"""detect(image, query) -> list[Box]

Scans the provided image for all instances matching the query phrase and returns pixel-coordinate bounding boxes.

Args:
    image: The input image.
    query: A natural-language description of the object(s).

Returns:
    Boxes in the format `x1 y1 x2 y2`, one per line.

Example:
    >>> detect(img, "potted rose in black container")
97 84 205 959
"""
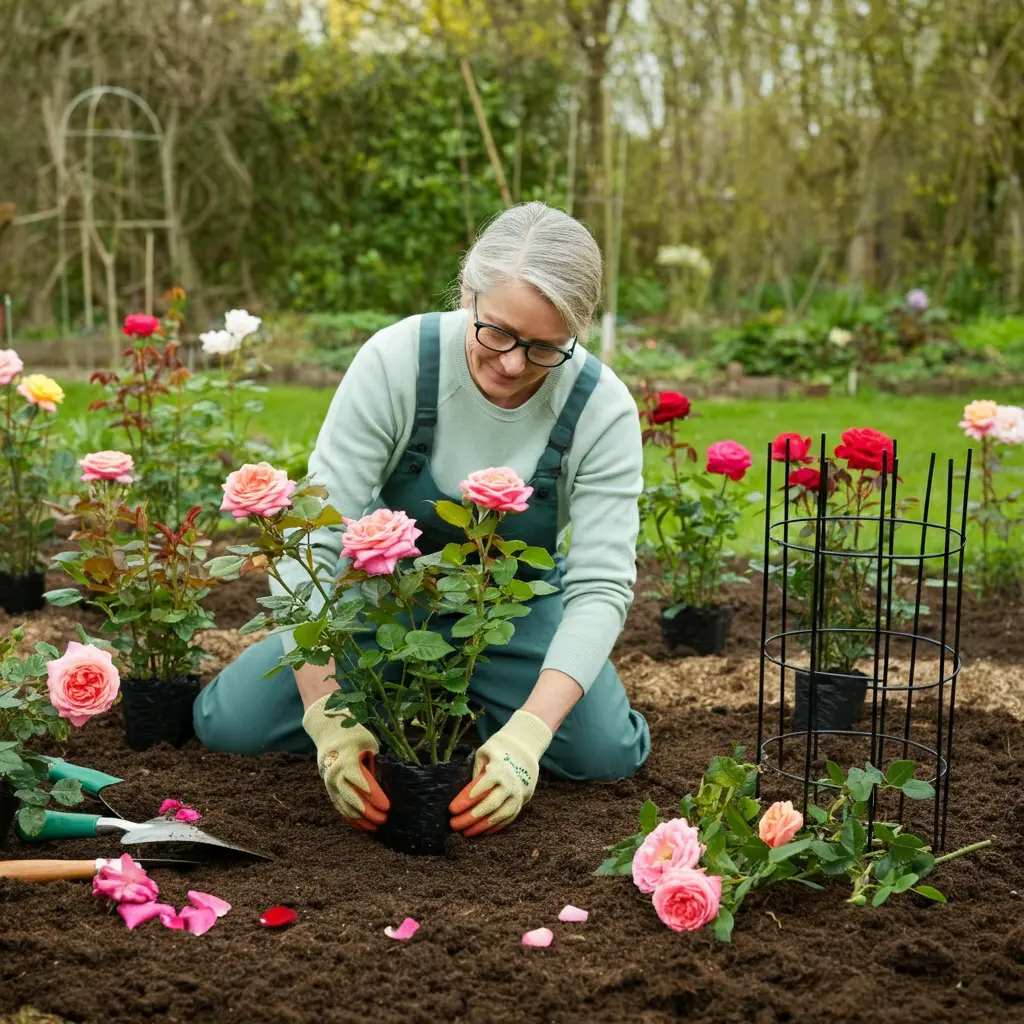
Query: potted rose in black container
639 392 753 655
46 452 217 751
211 463 555 856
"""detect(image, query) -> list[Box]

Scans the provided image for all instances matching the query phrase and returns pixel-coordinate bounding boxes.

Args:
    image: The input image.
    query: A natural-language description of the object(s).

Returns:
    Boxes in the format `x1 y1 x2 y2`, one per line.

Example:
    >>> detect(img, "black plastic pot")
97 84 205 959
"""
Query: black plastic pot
121 675 202 751
0 570 46 614
0 780 16 849
375 748 474 856
660 605 734 656
793 668 869 732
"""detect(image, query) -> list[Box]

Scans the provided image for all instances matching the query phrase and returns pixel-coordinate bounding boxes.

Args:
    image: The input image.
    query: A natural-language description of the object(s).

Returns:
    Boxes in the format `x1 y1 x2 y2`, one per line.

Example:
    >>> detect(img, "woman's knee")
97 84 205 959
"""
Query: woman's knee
544 710 651 782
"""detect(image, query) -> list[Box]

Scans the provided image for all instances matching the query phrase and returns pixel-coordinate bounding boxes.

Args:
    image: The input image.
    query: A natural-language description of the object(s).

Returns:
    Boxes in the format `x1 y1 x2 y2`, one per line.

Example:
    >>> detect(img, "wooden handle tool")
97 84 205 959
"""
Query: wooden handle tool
0 857 201 882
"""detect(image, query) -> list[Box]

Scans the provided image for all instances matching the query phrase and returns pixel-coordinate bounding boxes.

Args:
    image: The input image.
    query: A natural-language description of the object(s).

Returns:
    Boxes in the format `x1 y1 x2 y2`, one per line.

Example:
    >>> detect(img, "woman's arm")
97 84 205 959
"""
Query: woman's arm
521 668 584 732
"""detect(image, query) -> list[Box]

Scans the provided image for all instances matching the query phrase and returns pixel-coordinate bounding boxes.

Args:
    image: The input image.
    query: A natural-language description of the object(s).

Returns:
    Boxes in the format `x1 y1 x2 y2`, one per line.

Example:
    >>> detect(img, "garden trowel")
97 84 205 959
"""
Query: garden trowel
42 757 137 817
15 810 272 860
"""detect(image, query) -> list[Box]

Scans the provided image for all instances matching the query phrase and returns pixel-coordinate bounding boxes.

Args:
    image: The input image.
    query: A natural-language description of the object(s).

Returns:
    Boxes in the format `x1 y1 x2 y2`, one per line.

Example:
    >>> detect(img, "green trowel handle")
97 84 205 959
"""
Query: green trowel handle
17 810 103 843
45 758 123 796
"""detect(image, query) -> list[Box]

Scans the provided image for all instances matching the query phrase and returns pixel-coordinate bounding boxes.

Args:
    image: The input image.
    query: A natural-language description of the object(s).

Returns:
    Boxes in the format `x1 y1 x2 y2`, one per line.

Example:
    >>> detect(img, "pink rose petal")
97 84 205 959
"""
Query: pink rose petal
158 906 186 931
558 905 589 923
118 902 176 930
158 799 183 815
180 906 219 936
188 891 231 918
522 927 554 948
175 808 202 823
384 917 419 940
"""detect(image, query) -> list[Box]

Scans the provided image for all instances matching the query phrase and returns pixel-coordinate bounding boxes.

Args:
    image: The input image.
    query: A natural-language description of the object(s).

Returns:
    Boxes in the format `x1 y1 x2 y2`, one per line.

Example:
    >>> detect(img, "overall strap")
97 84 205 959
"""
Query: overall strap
412 312 442 443
533 352 603 487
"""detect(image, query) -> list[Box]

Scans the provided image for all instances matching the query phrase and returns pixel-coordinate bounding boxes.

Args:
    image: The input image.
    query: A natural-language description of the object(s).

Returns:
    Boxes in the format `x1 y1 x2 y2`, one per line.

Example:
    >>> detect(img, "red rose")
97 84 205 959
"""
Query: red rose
771 432 814 464
788 467 821 490
123 313 161 338
706 440 753 482
649 391 691 425
834 428 895 472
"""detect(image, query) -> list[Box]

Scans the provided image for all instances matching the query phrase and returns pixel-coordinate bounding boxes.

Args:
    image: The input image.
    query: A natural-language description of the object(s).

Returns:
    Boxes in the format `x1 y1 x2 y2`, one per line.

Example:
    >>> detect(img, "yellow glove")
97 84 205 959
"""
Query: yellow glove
449 710 552 837
302 695 390 831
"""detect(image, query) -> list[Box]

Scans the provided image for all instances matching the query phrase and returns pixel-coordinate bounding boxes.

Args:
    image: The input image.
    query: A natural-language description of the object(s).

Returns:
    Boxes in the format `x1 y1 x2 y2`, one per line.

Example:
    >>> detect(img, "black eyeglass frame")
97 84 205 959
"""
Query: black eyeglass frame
471 294 577 367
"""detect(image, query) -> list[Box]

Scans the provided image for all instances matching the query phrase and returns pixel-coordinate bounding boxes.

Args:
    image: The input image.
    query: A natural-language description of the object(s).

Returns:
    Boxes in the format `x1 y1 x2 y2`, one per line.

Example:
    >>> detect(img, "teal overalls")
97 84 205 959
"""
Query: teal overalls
193 314 650 781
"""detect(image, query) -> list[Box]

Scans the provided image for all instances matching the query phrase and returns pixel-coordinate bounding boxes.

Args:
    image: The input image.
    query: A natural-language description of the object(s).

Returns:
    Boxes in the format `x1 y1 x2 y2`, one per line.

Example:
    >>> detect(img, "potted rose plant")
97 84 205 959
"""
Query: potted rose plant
639 391 752 655
770 428 919 731
209 463 555 855
45 451 217 750
0 350 73 613
0 625 119 846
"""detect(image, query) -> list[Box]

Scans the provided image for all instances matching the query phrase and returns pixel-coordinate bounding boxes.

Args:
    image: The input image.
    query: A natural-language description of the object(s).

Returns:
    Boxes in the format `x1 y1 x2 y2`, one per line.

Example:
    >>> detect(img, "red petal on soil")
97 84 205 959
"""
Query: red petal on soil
259 906 297 928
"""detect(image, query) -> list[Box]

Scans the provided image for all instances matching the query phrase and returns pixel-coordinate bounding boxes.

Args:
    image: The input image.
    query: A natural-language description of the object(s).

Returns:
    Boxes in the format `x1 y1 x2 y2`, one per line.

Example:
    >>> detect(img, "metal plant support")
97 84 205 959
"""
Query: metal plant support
756 436 971 851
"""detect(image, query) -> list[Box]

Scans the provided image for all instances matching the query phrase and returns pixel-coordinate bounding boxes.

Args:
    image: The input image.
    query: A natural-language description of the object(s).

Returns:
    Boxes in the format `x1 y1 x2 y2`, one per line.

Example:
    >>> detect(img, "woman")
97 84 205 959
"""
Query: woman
194 201 650 837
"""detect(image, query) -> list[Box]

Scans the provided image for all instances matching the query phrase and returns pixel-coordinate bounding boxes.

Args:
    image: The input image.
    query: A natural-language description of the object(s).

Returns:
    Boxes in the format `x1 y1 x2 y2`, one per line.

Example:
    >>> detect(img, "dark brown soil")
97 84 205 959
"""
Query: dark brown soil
1 695 1023 1023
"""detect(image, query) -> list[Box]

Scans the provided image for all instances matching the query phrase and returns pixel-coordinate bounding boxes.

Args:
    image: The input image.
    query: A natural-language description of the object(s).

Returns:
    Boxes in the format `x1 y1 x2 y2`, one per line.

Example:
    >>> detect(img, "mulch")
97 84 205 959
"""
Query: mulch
1 563 1023 1022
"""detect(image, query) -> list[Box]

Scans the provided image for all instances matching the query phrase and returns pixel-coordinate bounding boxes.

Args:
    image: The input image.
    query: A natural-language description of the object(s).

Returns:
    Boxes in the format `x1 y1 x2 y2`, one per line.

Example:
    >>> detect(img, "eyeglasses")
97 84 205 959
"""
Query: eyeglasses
472 295 576 368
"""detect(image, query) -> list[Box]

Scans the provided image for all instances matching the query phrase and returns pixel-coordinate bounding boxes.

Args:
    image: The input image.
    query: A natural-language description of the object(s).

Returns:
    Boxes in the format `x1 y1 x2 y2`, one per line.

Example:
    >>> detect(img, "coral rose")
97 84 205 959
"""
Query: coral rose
17 374 64 412
834 427 894 472
459 467 534 513
788 467 821 491
771 433 814 464
93 854 159 905
341 509 422 576
959 400 999 441
649 391 691 425
632 818 705 894
0 348 24 386
652 868 722 933
46 641 120 727
991 405 1024 446
706 440 753 481
123 313 161 338
80 450 135 485
758 800 804 848
220 463 297 519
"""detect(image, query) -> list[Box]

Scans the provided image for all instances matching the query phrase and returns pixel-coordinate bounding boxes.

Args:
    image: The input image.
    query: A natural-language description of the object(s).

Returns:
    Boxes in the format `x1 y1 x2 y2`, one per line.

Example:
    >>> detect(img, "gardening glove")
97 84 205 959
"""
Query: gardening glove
449 710 552 837
302 694 390 831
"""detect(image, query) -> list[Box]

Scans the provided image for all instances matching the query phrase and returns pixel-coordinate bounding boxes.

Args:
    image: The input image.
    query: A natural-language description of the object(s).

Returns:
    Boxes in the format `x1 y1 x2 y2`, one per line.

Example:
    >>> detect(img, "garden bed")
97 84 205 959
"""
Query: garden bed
0 569 1023 1022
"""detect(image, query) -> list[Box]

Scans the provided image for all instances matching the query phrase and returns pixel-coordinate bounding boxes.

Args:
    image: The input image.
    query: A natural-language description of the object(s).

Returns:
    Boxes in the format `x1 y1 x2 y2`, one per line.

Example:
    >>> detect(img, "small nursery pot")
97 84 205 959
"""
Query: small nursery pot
660 605 734 656
121 675 202 752
375 748 474 857
0 570 46 615
793 668 869 733
0 780 15 849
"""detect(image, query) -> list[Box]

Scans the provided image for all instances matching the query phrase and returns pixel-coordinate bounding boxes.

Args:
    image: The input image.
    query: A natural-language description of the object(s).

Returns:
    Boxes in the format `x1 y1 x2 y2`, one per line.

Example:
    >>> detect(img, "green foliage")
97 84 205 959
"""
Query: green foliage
0 626 87 821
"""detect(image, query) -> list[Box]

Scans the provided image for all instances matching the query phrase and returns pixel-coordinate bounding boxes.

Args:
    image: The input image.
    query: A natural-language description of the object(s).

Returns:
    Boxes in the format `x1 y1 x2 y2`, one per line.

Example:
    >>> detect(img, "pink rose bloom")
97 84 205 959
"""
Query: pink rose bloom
959 400 998 440
341 509 422 576
123 313 161 338
632 818 705 894
991 404 1024 446
0 349 24 386
459 467 534 513
706 440 753 482
93 854 159 905
220 462 297 519
652 868 722 933
79 450 135 485
45 640 120 727
758 800 804 848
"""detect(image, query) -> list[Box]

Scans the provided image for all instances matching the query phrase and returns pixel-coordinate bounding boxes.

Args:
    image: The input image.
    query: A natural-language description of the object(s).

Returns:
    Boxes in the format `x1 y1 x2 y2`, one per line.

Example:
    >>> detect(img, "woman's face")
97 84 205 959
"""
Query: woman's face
464 281 573 408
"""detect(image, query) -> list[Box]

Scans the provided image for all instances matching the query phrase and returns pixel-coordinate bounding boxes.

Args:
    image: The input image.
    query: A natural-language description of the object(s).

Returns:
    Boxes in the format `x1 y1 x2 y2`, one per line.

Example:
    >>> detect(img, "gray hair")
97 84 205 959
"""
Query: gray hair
457 202 603 340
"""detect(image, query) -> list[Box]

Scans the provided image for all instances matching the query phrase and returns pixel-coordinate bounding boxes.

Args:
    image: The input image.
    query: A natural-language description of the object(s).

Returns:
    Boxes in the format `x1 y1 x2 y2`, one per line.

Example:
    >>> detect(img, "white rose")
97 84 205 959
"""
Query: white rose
828 327 853 348
992 405 1024 445
223 309 262 342
200 329 240 355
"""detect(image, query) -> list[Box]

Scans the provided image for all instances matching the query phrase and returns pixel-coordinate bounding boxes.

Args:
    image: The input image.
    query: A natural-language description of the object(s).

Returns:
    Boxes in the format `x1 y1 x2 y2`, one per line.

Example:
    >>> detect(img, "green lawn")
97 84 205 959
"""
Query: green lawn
59 380 1020 554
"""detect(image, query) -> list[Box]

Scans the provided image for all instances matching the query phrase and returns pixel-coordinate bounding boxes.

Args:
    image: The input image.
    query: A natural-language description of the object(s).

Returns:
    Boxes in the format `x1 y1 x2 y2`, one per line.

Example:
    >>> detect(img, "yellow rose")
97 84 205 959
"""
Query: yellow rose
16 374 65 413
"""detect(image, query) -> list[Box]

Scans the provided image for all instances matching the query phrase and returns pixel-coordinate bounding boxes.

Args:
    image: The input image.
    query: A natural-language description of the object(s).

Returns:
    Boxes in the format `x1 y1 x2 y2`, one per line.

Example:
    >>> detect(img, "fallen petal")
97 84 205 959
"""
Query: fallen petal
159 906 186 930
259 905 297 928
181 906 219 936
558 905 589 923
188 891 231 918
175 808 202 823
158 799 183 815
522 927 554 948
384 917 419 941
118 902 175 930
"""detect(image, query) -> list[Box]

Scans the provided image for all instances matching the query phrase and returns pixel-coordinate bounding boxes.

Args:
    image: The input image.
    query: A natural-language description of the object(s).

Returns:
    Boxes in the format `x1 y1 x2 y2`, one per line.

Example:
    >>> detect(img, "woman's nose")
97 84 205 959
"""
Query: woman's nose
499 347 527 376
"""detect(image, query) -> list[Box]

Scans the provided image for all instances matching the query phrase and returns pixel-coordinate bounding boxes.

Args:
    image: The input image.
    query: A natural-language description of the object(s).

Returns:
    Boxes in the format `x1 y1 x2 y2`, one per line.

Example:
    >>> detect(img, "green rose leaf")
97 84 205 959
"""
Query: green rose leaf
13 788 50 807
494 539 527 556
206 555 246 579
845 767 877 803
239 613 269 635
44 588 82 607
913 886 946 902
402 631 455 661
17 806 46 836
707 756 747 789
900 778 935 800
490 558 517 587
885 760 916 788
451 613 487 638
361 577 392 606
826 760 846 787
638 799 659 834
324 691 367 712
49 777 84 807
528 579 560 596
505 579 534 601
292 619 327 649
891 872 919 893
840 815 867 857
806 803 828 824
713 906 735 943
435 501 472 529
358 650 383 669
487 604 531 619
438 576 470 593
376 623 407 651
725 804 752 838
871 885 893 907
441 542 466 566
483 620 515 645
768 838 813 863
519 547 555 570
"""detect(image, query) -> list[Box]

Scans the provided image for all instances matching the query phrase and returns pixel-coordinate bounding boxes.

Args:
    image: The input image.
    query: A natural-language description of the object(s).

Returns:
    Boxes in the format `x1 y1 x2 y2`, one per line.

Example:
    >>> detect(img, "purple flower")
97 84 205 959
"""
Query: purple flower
906 289 929 311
